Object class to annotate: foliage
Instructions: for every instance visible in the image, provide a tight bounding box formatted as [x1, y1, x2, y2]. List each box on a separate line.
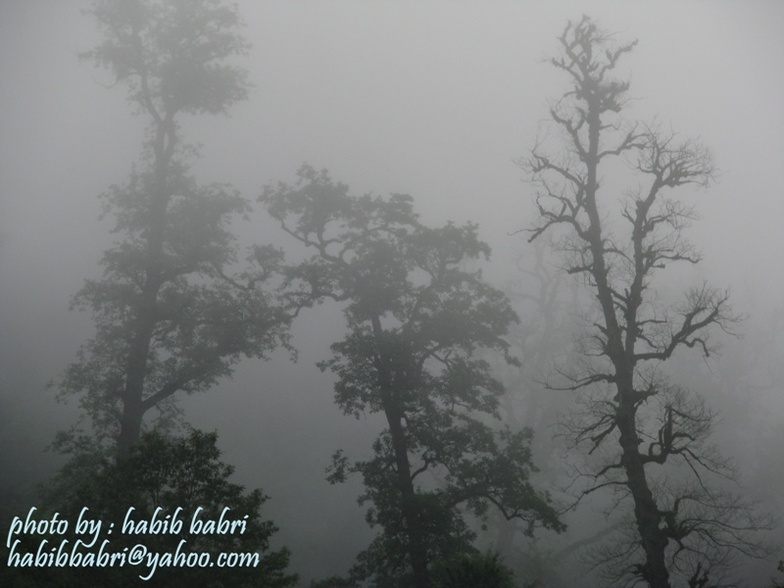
[775, 561, 784, 588]
[430, 551, 516, 588]
[308, 576, 358, 588]
[522, 16, 769, 587]
[56, 0, 289, 453]
[83, 0, 251, 117]
[262, 165, 563, 588]
[2, 430, 296, 588]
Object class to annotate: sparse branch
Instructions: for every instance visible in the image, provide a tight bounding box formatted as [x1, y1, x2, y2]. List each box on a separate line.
[545, 369, 616, 392]
[578, 413, 618, 456]
[635, 286, 736, 362]
[636, 130, 716, 189]
[597, 126, 645, 160]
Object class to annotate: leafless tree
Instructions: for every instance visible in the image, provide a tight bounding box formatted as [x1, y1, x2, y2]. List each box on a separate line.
[521, 16, 769, 588]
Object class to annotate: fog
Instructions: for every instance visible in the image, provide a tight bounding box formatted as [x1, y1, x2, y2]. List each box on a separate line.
[1, 1, 783, 586]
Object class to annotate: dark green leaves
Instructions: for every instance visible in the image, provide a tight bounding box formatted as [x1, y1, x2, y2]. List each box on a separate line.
[263, 167, 561, 585]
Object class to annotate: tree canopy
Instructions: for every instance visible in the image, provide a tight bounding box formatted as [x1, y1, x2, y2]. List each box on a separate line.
[83, 0, 251, 118]
[262, 165, 563, 588]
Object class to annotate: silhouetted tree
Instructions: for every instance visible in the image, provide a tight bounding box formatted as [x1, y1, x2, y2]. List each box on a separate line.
[261, 166, 564, 588]
[521, 16, 767, 588]
[55, 0, 290, 454]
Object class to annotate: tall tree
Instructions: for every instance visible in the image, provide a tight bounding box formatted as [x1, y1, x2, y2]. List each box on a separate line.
[57, 0, 290, 454]
[261, 166, 563, 588]
[522, 16, 766, 588]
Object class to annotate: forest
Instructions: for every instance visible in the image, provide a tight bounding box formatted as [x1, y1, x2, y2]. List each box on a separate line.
[1, 2, 783, 587]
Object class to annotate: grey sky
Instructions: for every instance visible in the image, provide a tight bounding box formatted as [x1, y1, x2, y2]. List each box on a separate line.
[3, 2, 782, 299]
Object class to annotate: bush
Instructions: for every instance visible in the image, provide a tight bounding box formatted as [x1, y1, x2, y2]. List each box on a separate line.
[3, 430, 297, 588]
[431, 551, 516, 588]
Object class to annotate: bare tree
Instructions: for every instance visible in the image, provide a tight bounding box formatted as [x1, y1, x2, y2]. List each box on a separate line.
[521, 16, 768, 588]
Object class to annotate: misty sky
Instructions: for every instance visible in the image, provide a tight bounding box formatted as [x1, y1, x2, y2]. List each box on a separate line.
[1, 1, 783, 582]
[2, 2, 783, 301]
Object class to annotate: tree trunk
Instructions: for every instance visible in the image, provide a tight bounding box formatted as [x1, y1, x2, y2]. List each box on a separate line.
[387, 407, 430, 588]
[117, 120, 174, 455]
[617, 392, 671, 588]
[118, 291, 157, 455]
[586, 86, 671, 588]
[117, 394, 144, 456]
[372, 315, 430, 588]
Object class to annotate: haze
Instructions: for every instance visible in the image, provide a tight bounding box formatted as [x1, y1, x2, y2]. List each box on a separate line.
[1, 1, 782, 585]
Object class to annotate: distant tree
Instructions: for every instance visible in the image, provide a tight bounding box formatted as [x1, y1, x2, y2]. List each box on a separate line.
[490, 245, 579, 538]
[55, 0, 290, 454]
[261, 166, 563, 588]
[521, 16, 768, 588]
[1, 430, 297, 587]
